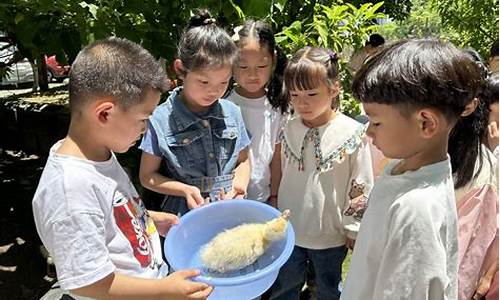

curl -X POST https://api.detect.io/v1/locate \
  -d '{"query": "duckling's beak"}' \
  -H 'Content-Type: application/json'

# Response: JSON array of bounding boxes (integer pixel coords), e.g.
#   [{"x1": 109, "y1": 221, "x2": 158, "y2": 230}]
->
[{"x1": 281, "y1": 209, "x2": 290, "y2": 220}]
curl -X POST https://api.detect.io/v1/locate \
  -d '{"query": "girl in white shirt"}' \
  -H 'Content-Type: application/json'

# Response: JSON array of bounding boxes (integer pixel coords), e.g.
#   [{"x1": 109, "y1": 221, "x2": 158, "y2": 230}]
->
[
  {"x1": 228, "y1": 20, "x2": 288, "y2": 203},
  {"x1": 268, "y1": 47, "x2": 373, "y2": 300}
]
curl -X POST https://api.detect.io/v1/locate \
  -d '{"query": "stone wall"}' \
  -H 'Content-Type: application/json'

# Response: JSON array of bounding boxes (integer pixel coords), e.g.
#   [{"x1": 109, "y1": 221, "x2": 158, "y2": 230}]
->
[{"x1": 0, "y1": 99, "x2": 69, "y2": 156}]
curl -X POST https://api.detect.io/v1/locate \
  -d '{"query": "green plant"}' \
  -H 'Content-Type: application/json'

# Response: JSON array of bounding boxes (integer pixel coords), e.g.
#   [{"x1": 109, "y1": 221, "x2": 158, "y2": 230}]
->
[{"x1": 275, "y1": 1, "x2": 386, "y2": 117}]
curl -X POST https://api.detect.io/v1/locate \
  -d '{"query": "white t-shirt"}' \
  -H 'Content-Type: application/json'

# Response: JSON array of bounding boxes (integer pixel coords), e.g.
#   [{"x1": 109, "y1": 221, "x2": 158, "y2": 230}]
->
[
  {"x1": 228, "y1": 90, "x2": 284, "y2": 201},
  {"x1": 341, "y1": 158, "x2": 458, "y2": 300},
  {"x1": 33, "y1": 141, "x2": 167, "y2": 298},
  {"x1": 278, "y1": 114, "x2": 373, "y2": 249}
]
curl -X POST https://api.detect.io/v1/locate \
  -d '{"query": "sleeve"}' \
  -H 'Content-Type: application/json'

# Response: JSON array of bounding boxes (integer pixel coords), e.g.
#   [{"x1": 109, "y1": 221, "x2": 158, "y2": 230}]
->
[
  {"x1": 50, "y1": 213, "x2": 116, "y2": 290},
  {"x1": 139, "y1": 120, "x2": 162, "y2": 157},
  {"x1": 342, "y1": 136, "x2": 374, "y2": 239},
  {"x1": 372, "y1": 195, "x2": 452, "y2": 300},
  {"x1": 33, "y1": 175, "x2": 116, "y2": 291},
  {"x1": 236, "y1": 107, "x2": 251, "y2": 151},
  {"x1": 274, "y1": 113, "x2": 289, "y2": 145}
]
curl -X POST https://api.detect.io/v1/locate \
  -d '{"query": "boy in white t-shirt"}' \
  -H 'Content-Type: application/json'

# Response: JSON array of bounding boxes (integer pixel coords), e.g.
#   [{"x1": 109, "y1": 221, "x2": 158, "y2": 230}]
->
[
  {"x1": 341, "y1": 39, "x2": 485, "y2": 299},
  {"x1": 32, "y1": 37, "x2": 212, "y2": 300}
]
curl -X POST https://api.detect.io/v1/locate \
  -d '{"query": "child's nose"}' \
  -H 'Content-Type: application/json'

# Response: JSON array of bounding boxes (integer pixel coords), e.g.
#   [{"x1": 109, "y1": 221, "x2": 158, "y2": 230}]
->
[{"x1": 366, "y1": 124, "x2": 375, "y2": 138}]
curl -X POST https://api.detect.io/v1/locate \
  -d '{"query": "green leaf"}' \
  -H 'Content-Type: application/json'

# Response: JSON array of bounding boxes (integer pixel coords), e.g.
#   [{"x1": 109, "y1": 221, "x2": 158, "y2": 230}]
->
[{"x1": 14, "y1": 13, "x2": 24, "y2": 24}]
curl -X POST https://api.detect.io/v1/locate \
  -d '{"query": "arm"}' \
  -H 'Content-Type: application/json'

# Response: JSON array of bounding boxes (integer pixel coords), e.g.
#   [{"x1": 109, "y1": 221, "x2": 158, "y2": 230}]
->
[
  {"x1": 342, "y1": 137, "x2": 374, "y2": 245},
  {"x1": 72, "y1": 270, "x2": 212, "y2": 300},
  {"x1": 221, "y1": 147, "x2": 250, "y2": 199},
  {"x1": 148, "y1": 210, "x2": 179, "y2": 237},
  {"x1": 268, "y1": 143, "x2": 282, "y2": 208},
  {"x1": 473, "y1": 258, "x2": 499, "y2": 299},
  {"x1": 139, "y1": 152, "x2": 206, "y2": 209}
]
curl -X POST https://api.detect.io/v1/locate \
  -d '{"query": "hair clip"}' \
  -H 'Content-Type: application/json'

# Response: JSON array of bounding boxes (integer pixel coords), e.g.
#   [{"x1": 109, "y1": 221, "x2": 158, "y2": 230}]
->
[
  {"x1": 231, "y1": 25, "x2": 243, "y2": 42},
  {"x1": 327, "y1": 49, "x2": 338, "y2": 62},
  {"x1": 203, "y1": 18, "x2": 216, "y2": 25}
]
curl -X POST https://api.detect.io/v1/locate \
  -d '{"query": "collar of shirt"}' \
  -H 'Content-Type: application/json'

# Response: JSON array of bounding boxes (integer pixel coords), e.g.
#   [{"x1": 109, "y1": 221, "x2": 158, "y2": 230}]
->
[{"x1": 170, "y1": 86, "x2": 226, "y2": 131}]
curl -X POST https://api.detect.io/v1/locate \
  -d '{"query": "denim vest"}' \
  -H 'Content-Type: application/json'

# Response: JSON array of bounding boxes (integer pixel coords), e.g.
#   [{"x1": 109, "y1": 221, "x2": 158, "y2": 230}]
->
[{"x1": 148, "y1": 87, "x2": 250, "y2": 215}]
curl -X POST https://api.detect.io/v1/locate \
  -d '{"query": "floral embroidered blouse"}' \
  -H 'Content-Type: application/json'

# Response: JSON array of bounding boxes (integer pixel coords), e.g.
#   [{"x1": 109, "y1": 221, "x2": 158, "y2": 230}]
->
[{"x1": 278, "y1": 113, "x2": 374, "y2": 249}]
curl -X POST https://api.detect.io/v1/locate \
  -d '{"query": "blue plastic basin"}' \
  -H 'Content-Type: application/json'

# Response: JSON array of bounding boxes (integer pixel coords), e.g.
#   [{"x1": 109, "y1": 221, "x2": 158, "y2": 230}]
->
[{"x1": 165, "y1": 199, "x2": 295, "y2": 300}]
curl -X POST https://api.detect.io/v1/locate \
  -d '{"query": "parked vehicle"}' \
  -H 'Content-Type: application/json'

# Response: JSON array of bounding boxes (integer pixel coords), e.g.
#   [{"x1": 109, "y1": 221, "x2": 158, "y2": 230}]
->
[
  {"x1": 0, "y1": 42, "x2": 70, "y2": 86},
  {"x1": 46, "y1": 55, "x2": 70, "y2": 83}
]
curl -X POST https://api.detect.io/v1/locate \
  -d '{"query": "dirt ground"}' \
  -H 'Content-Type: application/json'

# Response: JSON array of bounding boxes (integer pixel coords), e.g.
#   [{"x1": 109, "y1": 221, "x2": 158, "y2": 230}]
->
[{"x1": 0, "y1": 149, "x2": 52, "y2": 300}]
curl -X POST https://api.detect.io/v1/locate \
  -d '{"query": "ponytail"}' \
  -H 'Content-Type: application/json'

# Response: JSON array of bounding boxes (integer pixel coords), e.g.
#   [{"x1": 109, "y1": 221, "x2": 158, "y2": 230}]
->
[
  {"x1": 449, "y1": 48, "x2": 492, "y2": 189},
  {"x1": 267, "y1": 46, "x2": 289, "y2": 114},
  {"x1": 449, "y1": 98, "x2": 489, "y2": 188}
]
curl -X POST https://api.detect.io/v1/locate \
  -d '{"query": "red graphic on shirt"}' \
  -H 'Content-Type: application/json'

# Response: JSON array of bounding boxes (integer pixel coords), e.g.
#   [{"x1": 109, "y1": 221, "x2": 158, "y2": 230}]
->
[{"x1": 113, "y1": 196, "x2": 152, "y2": 268}]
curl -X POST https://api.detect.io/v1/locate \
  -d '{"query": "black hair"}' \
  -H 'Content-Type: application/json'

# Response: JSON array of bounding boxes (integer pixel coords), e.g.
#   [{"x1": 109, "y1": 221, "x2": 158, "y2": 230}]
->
[
  {"x1": 177, "y1": 9, "x2": 237, "y2": 74},
  {"x1": 490, "y1": 40, "x2": 499, "y2": 58},
  {"x1": 353, "y1": 38, "x2": 483, "y2": 121},
  {"x1": 233, "y1": 20, "x2": 289, "y2": 114},
  {"x1": 69, "y1": 37, "x2": 168, "y2": 113},
  {"x1": 368, "y1": 34, "x2": 385, "y2": 47},
  {"x1": 447, "y1": 48, "x2": 492, "y2": 188},
  {"x1": 482, "y1": 73, "x2": 499, "y2": 107},
  {"x1": 283, "y1": 47, "x2": 340, "y2": 108},
  {"x1": 353, "y1": 38, "x2": 485, "y2": 189}
]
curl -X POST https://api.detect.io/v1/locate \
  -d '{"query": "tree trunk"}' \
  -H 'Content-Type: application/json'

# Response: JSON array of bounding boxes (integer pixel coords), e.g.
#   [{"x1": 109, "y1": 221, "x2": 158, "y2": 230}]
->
[
  {"x1": 37, "y1": 54, "x2": 49, "y2": 91},
  {"x1": 29, "y1": 59, "x2": 38, "y2": 92}
]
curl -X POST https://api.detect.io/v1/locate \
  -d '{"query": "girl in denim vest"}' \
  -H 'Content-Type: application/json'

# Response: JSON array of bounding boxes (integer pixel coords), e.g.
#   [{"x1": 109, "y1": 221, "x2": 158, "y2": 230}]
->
[
  {"x1": 267, "y1": 47, "x2": 374, "y2": 300},
  {"x1": 139, "y1": 9, "x2": 251, "y2": 216},
  {"x1": 227, "y1": 20, "x2": 288, "y2": 205}
]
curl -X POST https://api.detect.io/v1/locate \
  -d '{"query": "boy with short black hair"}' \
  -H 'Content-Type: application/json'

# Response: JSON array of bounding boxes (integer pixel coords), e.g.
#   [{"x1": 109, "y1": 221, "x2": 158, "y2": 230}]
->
[
  {"x1": 33, "y1": 37, "x2": 212, "y2": 300},
  {"x1": 341, "y1": 38, "x2": 484, "y2": 299}
]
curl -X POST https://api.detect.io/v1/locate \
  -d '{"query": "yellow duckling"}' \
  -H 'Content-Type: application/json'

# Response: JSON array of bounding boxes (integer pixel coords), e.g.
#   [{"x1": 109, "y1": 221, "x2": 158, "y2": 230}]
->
[{"x1": 201, "y1": 210, "x2": 290, "y2": 273}]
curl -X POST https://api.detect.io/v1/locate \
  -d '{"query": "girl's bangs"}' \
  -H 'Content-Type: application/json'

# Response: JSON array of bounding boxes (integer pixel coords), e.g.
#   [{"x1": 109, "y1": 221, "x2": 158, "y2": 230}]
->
[{"x1": 284, "y1": 60, "x2": 327, "y2": 91}]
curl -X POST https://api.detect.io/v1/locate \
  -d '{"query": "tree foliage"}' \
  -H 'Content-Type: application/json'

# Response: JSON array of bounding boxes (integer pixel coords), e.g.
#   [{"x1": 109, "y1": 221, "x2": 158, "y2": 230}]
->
[
  {"x1": 432, "y1": 0, "x2": 498, "y2": 57},
  {"x1": 274, "y1": 2, "x2": 386, "y2": 116}
]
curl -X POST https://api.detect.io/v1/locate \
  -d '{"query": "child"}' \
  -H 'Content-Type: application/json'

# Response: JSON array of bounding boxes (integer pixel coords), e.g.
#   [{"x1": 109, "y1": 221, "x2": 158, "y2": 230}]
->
[
  {"x1": 341, "y1": 38, "x2": 485, "y2": 300},
  {"x1": 228, "y1": 19, "x2": 288, "y2": 204},
  {"x1": 139, "y1": 9, "x2": 251, "y2": 216},
  {"x1": 485, "y1": 73, "x2": 499, "y2": 154},
  {"x1": 32, "y1": 37, "x2": 212, "y2": 299},
  {"x1": 452, "y1": 68, "x2": 498, "y2": 300},
  {"x1": 268, "y1": 47, "x2": 374, "y2": 300}
]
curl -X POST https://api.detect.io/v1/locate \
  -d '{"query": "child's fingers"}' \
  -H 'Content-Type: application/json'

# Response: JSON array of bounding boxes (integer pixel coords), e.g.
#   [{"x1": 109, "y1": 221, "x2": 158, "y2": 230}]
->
[
  {"x1": 217, "y1": 187, "x2": 225, "y2": 200},
  {"x1": 175, "y1": 269, "x2": 201, "y2": 279},
  {"x1": 165, "y1": 213, "x2": 179, "y2": 225},
  {"x1": 188, "y1": 286, "x2": 213, "y2": 299}
]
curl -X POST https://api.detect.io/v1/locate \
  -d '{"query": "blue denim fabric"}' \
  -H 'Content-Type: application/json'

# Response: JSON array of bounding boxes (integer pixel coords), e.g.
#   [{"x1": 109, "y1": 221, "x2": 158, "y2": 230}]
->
[
  {"x1": 140, "y1": 87, "x2": 250, "y2": 215},
  {"x1": 269, "y1": 245, "x2": 347, "y2": 300}
]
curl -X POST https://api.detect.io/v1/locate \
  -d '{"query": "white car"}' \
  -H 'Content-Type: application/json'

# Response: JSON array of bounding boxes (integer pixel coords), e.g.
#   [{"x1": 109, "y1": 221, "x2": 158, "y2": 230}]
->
[{"x1": 0, "y1": 42, "x2": 34, "y2": 86}]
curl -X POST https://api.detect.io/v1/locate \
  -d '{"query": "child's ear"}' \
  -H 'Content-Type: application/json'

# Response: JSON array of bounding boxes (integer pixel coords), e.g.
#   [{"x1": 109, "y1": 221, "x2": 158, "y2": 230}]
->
[
  {"x1": 174, "y1": 59, "x2": 185, "y2": 80},
  {"x1": 416, "y1": 108, "x2": 440, "y2": 138},
  {"x1": 329, "y1": 81, "x2": 341, "y2": 99},
  {"x1": 94, "y1": 99, "x2": 116, "y2": 125},
  {"x1": 461, "y1": 98, "x2": 479, "y2": 117}
]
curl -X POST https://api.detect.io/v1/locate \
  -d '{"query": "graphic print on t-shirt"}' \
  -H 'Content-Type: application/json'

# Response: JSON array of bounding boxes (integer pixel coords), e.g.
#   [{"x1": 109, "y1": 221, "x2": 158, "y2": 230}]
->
[{"x1": 113, "y1": 192, "x2": 155, "y2": 268}]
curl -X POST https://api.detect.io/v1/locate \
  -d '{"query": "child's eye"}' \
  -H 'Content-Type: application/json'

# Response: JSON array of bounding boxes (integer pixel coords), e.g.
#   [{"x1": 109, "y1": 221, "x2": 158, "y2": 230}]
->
[
  {"x1": 307, "y1": 93, "x2": 318, "y2": 97},
  {"x1": 199, "y1": 80, "x2": 209, "y2": 85},
  {"x1": 238, "y1": 66, "x2": 248, "y2": 69},
  {"x1": 258, "y1": 65, "x2": 269, "y2": 69},
  {"x1": 221, "y1": 81, "x2": 228, "y2": 85},
  {"x1": 371, "y1": 122, "x2": 381, "y2": 127}
]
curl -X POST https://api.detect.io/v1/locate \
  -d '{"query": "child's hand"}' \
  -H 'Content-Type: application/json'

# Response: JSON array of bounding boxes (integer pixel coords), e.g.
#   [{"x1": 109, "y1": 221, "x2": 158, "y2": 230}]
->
[
  {"x1": 487, "y1": 121, "x2": 499, "y2": 151},
  {"x1": 184, "y1": 185, "x2": 209, "y2": 209},
  {"x1": 162, "y1": 269, "x2": 213, "y2": 299},
  {"x1": 217, "y1": 186, "x2": 246, "y2": 200},
  {"x1": 149, "y1": 211, "x2": 179, "y2": 237},
  {"x1": 346, "y1": 238, "x2": 356, "y2": 250}
]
